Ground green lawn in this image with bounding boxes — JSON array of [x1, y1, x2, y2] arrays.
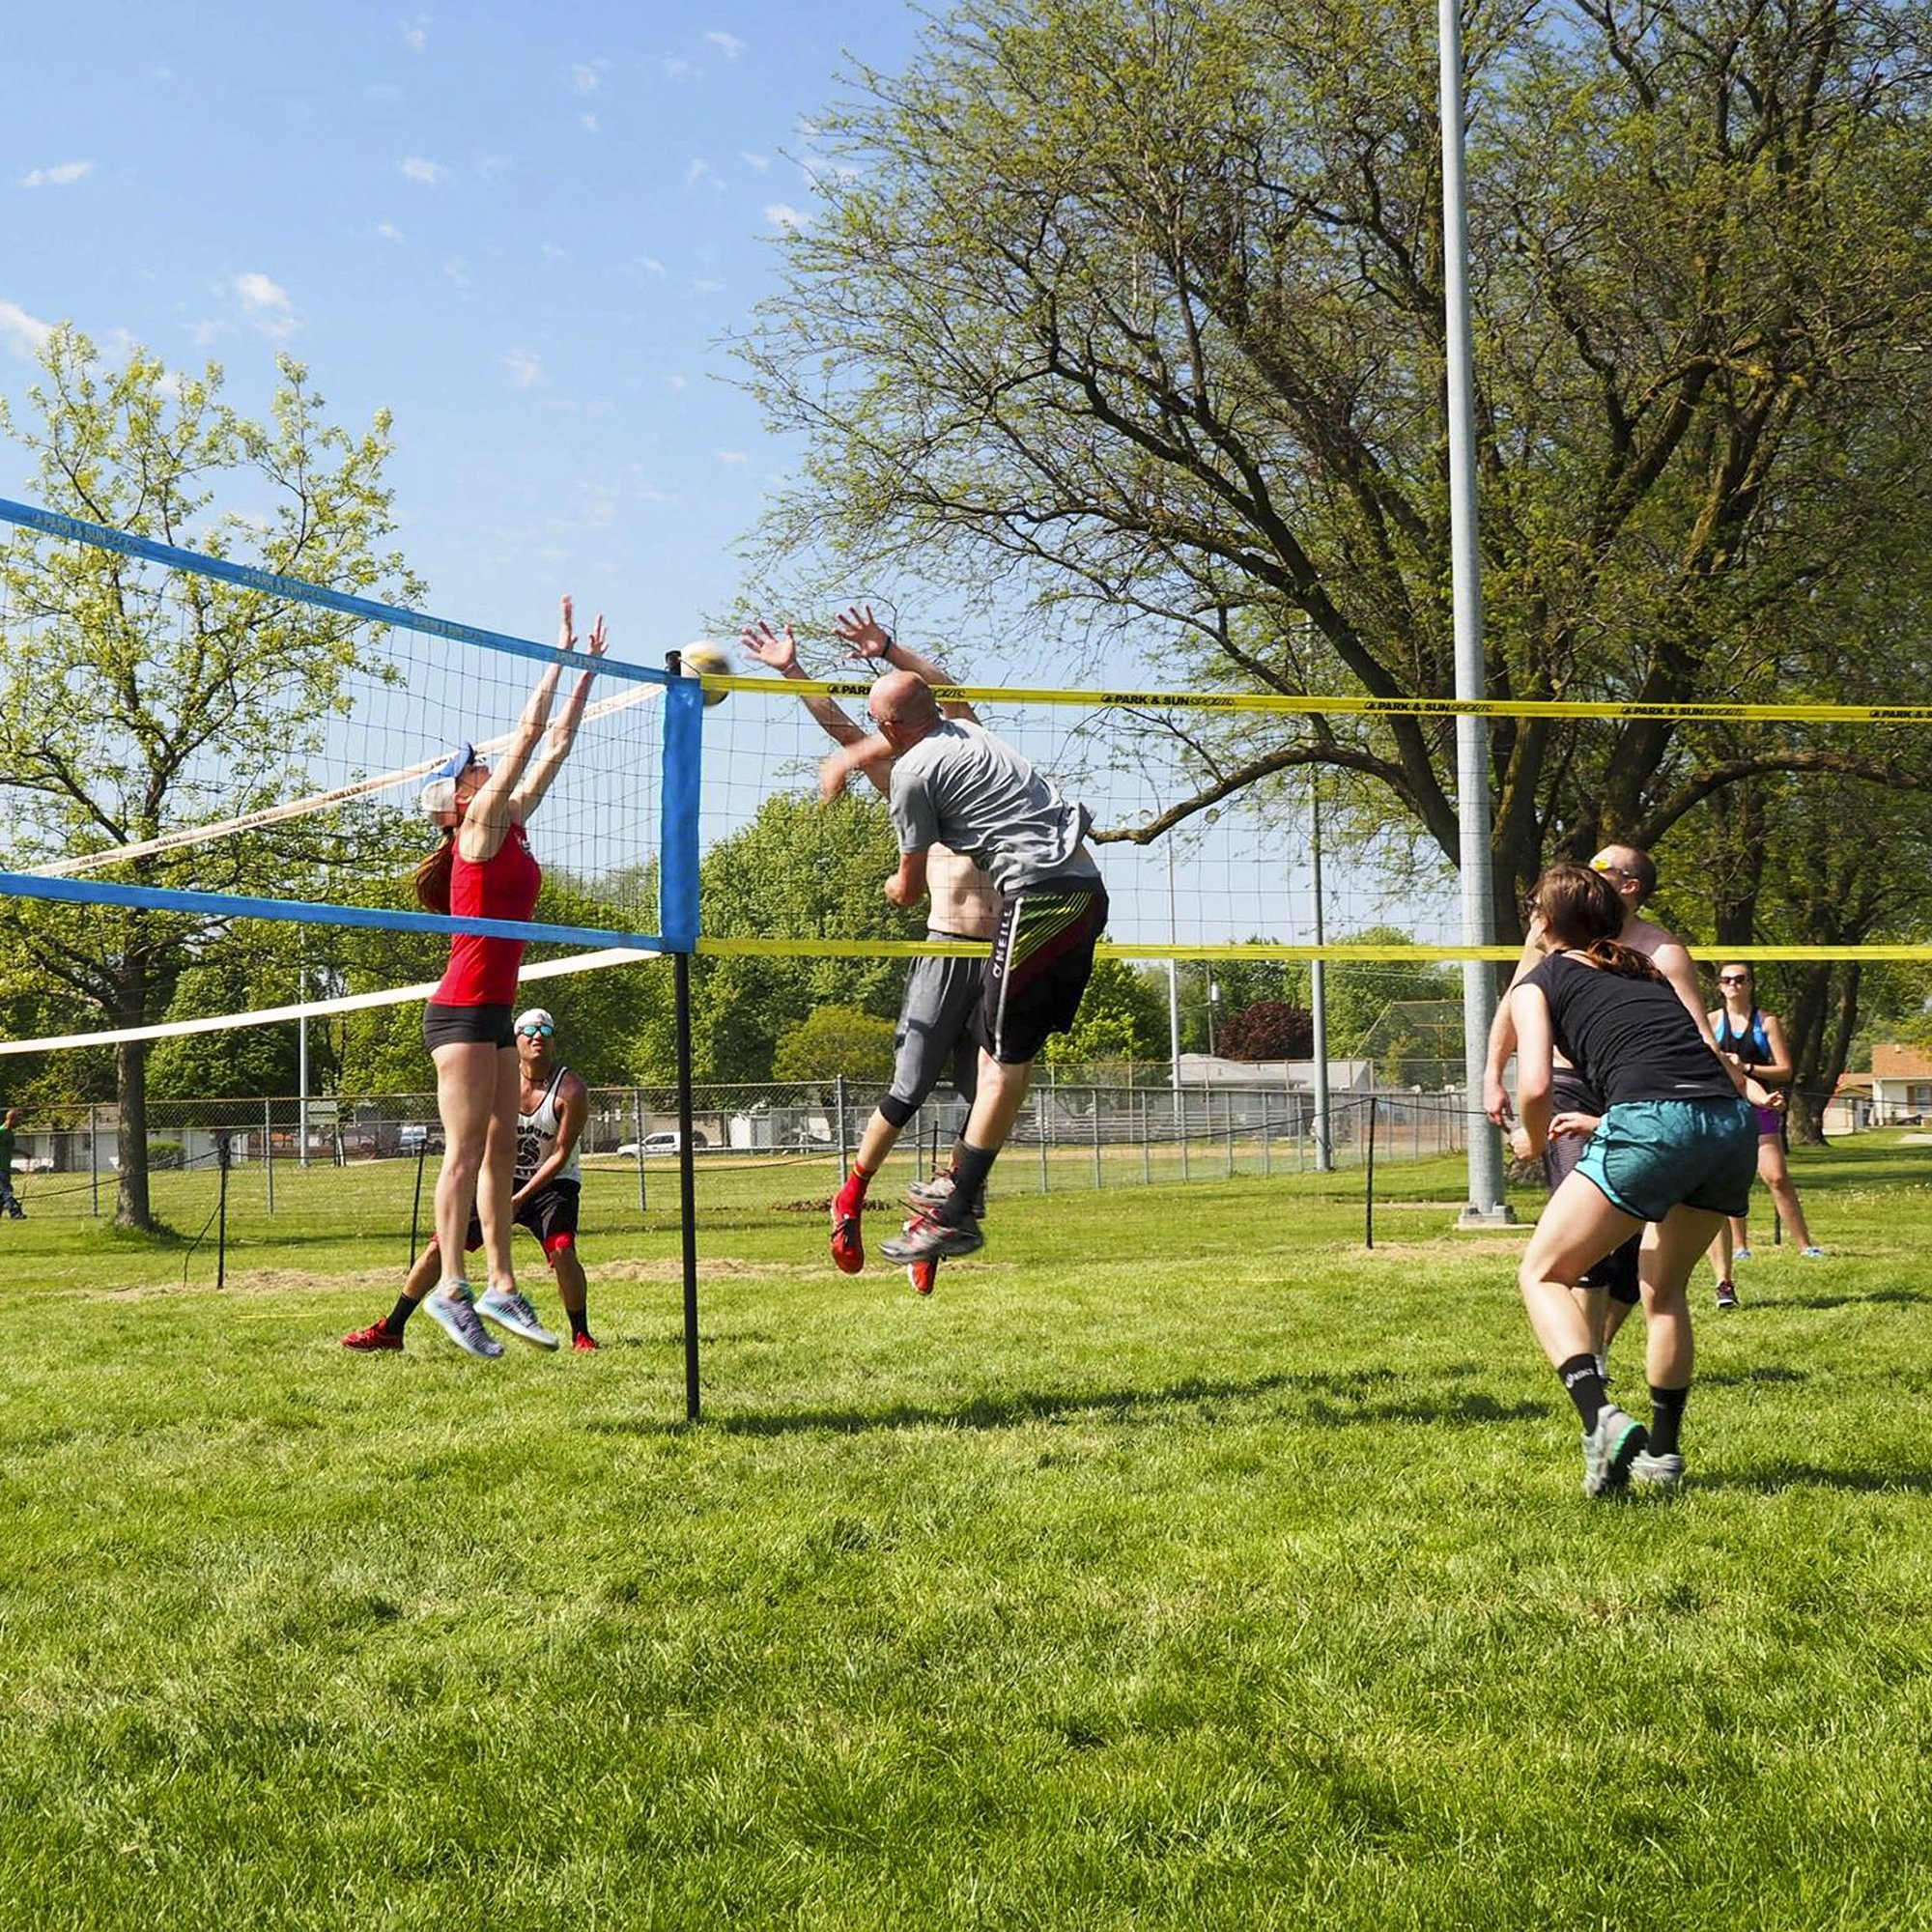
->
[[1, 1138, 1927, 1928]]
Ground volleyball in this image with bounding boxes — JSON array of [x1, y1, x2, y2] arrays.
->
[[679, 640, 733, 705]]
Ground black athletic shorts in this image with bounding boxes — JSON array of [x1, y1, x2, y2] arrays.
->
[[423, 1001, 516, 1052], [1542, 1066, 1640, 1304], [459, 1179, 582, 1262], [976, 880, 1108, 1065]]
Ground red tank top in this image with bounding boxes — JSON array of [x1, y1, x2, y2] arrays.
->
[[434, 820, 541, 1008]]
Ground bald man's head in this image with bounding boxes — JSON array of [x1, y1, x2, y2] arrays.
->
[[867, 670, 942, 740]]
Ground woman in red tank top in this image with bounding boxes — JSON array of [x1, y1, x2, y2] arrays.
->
[[410, 596, 607, 1355]]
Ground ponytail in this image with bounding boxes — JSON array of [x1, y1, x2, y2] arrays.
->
[[413, 833, 454, 914], [1577, 937, 1662, 981]]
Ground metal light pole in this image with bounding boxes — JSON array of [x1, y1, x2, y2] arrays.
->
[[1309, 775, 1333, 1172], [1439, 0, 1509, 1223], [1165, 840, 1183, 1127], [297, 939, 310, 1169]]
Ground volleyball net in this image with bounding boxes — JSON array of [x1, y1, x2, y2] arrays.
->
[[0, 495, 691, 1063]]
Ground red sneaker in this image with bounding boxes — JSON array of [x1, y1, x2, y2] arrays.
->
[[571, 1330, 600, 1352], [907, 1258, 939, 1296], [341, 1321, 402, 1352], [831, 1173, 867, 1275]]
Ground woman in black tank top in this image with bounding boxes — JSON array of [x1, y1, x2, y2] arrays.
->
[[1507, 865, 1757, 1496]]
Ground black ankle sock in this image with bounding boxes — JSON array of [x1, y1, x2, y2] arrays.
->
[[1558, 1353, 1607, 1431], [384, 1294, 421, 1333], [1648, 1385, 1689, 1457], [568, 1307, 590, 1340], [939, 1142, 996, 1224]]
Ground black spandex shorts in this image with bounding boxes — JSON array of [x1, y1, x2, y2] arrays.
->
[[1542, 1066, 1640, 1304], [976, 881, 1108, 1065], [423, 1001, 516, 1052], [458, 1179, 582, 1262]]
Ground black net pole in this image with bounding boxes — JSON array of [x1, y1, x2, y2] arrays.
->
[[674, 950, 701, 1423], [215, 1131, 233, 1292]]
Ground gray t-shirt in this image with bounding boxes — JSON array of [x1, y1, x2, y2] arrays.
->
[[890, 720, 1100, 894]]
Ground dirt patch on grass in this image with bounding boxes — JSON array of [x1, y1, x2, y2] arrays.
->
[[75, 1265, 401, 1302]]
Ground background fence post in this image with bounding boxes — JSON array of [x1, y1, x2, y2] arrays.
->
[[88, 1103, 99, 1217], [264, 1098, 274, 1215]]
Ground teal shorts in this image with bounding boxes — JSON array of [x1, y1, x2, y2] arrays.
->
[[1573, 1096, 1758, 1223]]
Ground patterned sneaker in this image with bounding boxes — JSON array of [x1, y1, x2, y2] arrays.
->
[[906, 1171, 987, 1219], [476, 1286, 559, 1350], [1581, 1404, 1648, 1497], [907, 1257, 939, 1296], [1631, 1449, 1686, 1491], [1800, 1245, 1825, 1260], [571, 1330, 600, 1352], [1715, 1278, 1740, 1312], [881, 1212, 984, 1264], [1732, 1248, 1752, 1262], [424, 1283, 504, 1358], [341, 1321, 403, 1352]]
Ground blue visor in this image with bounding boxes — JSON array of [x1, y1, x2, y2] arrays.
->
[[429, 741, 476, 783]]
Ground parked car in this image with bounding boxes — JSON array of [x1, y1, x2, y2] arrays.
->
[[615, 1130, 709, 1155]]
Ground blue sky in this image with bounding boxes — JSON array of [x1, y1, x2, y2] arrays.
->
[[2, 1, 923, 650]]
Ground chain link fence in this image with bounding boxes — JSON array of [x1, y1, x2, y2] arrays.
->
[[3, 1073, 1469, 1241]]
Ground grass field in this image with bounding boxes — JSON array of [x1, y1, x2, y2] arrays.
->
[[2, 1136, 1928, 1928]]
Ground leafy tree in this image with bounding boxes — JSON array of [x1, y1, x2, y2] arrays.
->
[[688, 791, 925, 1081], [1218, 999, 1314, 1062], [741, 0, 1932, 942], [772, 1006, 899, 1085], [0, 328, 415, 1225]]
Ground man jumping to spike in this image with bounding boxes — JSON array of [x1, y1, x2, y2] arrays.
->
[[742, 606, 996, 1293], [343, 1007, 599, 1353], [820, 670, 1107, 1267]]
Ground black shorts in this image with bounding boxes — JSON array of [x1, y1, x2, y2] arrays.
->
[[976, 880, 1108, 1065], [1542, 1067, 1639, 1304], [423, 1001, 516, 1052], [459, 1179, 582, 1263]]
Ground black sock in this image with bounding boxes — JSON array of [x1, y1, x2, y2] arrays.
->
[[938, 1141, 997, 1224], [1648, 1385, 1689, 1457], [1558, 1353, 1607, 1431], [568, 1307, 590, 1340], [385, 1294, 418, 1333]]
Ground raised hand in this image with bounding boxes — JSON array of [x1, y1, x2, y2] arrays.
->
[[831, 603, 894, 662], [741, 618, 800, 675]]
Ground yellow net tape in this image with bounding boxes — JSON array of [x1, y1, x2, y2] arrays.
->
[[702, 674, 1932, 725]]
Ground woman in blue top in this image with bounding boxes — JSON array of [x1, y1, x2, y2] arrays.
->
[[1510, 864, 1758, 1495], [1704, 961, 1823, 1308]]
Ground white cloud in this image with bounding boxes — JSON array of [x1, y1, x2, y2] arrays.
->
[[442, 257, 471, 290], [579, 112, 600, 135], [17, 160, 93, 189], [764, 202, 809, 232], [505, 351, 545, 389], [665, 372, 687, 392], [0, 298, 54, 357], [377, 222, 405, 242], [716, 449, 749, 465], [706, 31, 745, 59], [569, 60, 606, 96], [475, 153, 510, 181], [403, 16, 428, 53], [400, 156, 452, 186], [639, 255, 666, 276], [663, 56, 695, 81], [231, 271, 298, 338], [740, 151, 770, 173], [690, 277, 723, 296], [686, 158, 724, 194], [540, 242, 569, 261]]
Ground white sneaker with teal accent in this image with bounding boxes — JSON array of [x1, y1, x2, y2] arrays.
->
[[1582, 1405, 1648, 1497], [425, 1283, 503, 1358], [1631, 1449, 1685, 1491], [476, 1286, 559, 1350]]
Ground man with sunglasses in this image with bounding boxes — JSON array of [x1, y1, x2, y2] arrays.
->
[[343, 1007, 599, 1355], [1484, 844, 1769, 1368]]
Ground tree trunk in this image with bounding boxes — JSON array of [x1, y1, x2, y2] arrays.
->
[[115, 1037, 153, 1230]]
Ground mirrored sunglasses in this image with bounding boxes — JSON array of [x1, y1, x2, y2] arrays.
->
[[517, 1023, 554, 1037]]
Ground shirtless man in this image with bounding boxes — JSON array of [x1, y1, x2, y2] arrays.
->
[[1484, 844, 1769, 1363], [741, 606, 998, 1294]]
